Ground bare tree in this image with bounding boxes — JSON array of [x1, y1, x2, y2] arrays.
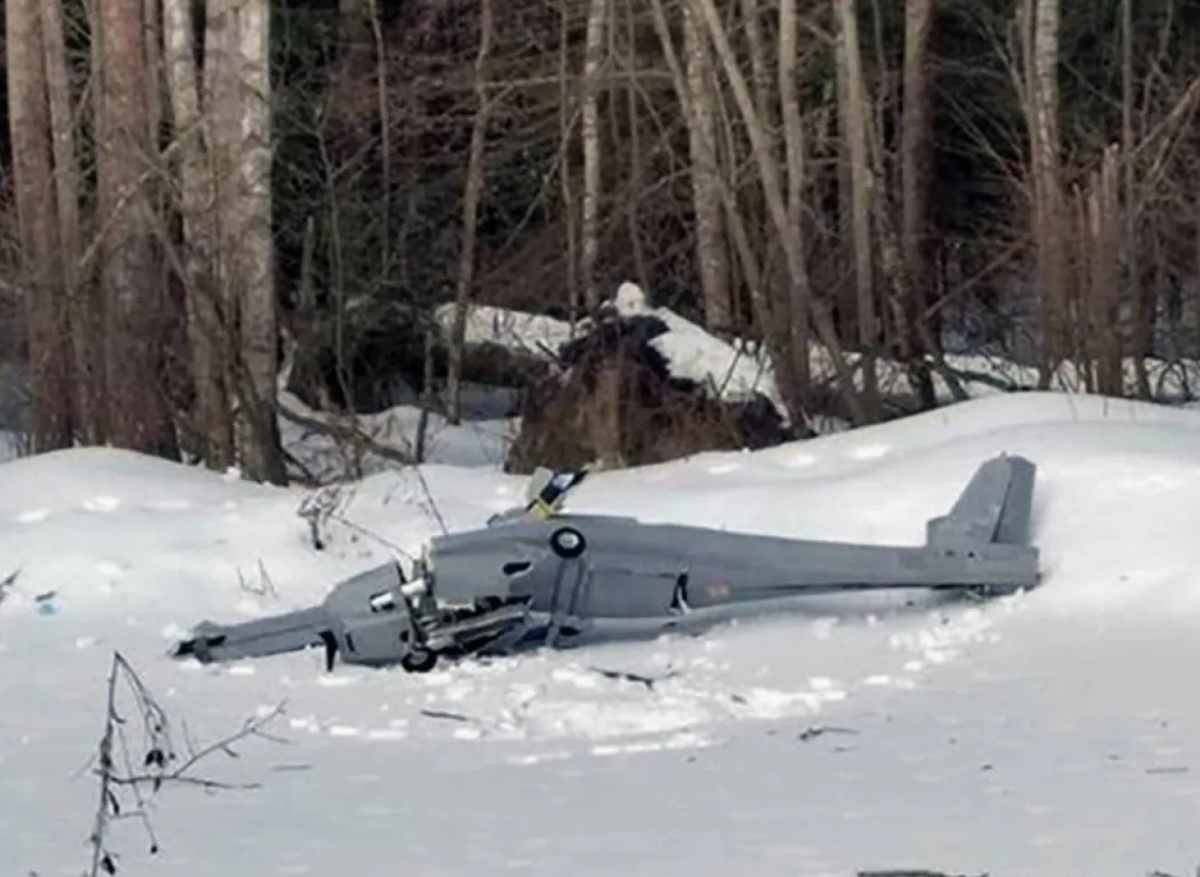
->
[[1120, 0, 1149, 398], [233, 0, 287, 483], [900, 0, 936, 407], [740, 0, 771, 129], [446, 0, 495, 424], [165, 0, 234, 467], [690, 0, 865, 424], [8, 0, 75, 450], [580, 0, 607, 310], [96, 0, 176, 454], [835, 0, 881, 418], [777, 0, 809, 387], [1021, 0, 1066, 383], [683, 1, 731, 332], [39, 0, 102, 442]]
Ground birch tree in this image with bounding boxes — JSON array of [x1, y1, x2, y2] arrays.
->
[[162, 0, 283, 481], [1021, 0, 1065, 380], [165, 0, 232, 466], [232, 0, 287, 484], [580, 0, 607, 310]]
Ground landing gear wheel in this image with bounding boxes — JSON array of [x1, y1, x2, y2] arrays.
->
[[400, 648, 437, 673], [549, 526, 587, 559]]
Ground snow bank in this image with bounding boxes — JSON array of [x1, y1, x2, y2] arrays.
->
[[3, 392, 1200, 877]]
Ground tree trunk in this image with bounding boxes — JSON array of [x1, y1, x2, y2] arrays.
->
[[580, 0, 607, 309], [446, 0, 494, 424], [39, 0, 102, 443], [1120, 0, 1148, 398], [901, 0, 936, 407], [1023, 0, 1065, 381], [165, 0, 234, 467], [97, 0, 176, 455], [233, 0, 287, 484], [740, 0, 770, 135], [777, 0, 810, 391], [835, 0, 881, 418], [682, 2, 731, 332], [7, 0, 75, 450], [558, 0, 580, 323]]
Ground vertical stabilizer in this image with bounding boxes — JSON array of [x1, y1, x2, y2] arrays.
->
[[925, 454, 1036, 549]]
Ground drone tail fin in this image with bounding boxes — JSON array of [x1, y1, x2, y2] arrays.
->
[[925, 453, 1036, 550]]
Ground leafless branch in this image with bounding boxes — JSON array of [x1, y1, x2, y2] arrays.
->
[[85, 651, 286, 876]]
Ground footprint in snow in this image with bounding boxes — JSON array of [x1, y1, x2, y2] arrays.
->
[[15, 508, 50, 524]]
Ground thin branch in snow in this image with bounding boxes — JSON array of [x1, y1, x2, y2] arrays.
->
[[0, 566, 18, 606], [323, 511, 417, 566], [587, 665, 681, 691], [797, 724, 859, 742], [237, 559, 279, 600], [85, 651, 286, 876], [419, 708, 476, 723]]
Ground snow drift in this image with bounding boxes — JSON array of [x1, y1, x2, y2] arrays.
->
[[2, 391, 1199, 877]]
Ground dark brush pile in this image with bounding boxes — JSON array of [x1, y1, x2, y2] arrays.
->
[[505, 304, 792, 473]]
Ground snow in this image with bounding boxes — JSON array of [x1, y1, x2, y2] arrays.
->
[[435, 284, 790, 419], [279, 390, 516, 481], [432, 301, 576, 361], [4, 392, 1200, 876], [606, 281, 789, 419]]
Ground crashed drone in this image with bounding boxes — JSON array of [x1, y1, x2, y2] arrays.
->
[[173, 454, 1040, 674]]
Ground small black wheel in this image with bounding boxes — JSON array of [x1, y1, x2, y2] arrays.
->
[[549, 526, 587, 559], [400, 648, 438, 673]]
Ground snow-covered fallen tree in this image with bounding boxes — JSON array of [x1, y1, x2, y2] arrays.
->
[[436, 282, 1200, 421], [435, 282, 790, 422], [437, 284, 794, 472]]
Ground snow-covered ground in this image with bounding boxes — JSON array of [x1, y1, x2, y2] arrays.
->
[[3, 392, 1200, 876]]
